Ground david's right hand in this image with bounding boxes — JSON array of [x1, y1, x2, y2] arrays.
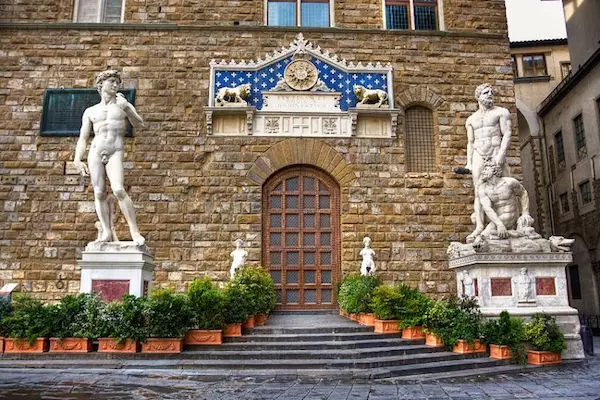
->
[[74, 161, 89, 177]]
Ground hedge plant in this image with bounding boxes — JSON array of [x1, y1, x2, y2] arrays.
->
[[370, 285, 401, 320], [396, 284, 433, 329], [424, 296, 482, 348], [482, 310, 527, 363], [525, 313, 566, 354], [0, 295, 13, 337], [98, 295, 147, 343], [223, 282, 249, 325], [3, 293, 55, 344], [337, 274, 379, 314], [50, 293, 105, 339], [233, 266, 276, 315], [187, 277, 226, 330], [144, 288, 192, 338]]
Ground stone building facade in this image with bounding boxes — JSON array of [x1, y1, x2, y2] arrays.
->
[[537, 0, 600, 316], [0, 0, 518, 307], [511, 38, 570, 237]]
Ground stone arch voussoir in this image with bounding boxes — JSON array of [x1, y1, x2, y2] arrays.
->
[[246, 138, 356, 187], [396, 86, 444, 110]]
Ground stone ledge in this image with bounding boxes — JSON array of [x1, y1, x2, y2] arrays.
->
[[449, 252, 573, 269], [0, 23, 506, 40]]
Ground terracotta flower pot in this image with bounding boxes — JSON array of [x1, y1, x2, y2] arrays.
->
[[97, 338, 139, 353], [402, 326, 425, 339], [223, 323, 242, 337], [527, 350, 562, 365], [0, 337, 4, 353], [49, 338, 93, 352], [348, 313, 357, 321], [4, 338, 49, 353], [453, 339, 486, 354], [358, 313, 375, 327], [141, 338, 183, 353], [255, 313, 267, 326], [425, 333, 444, 347], [243, 315, 255, 329], [339, 309, 348, 317], [489, 344, 512, 359], [184, 329, 222, 345], [374, 319, 400, 333]]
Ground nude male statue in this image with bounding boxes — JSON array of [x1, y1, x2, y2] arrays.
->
[[73, 70, 145, 246], [464, 84, 512, 243], [476, 160, 535, 241]]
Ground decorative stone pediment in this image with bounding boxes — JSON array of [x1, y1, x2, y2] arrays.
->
[[206, 33, 398, 138]]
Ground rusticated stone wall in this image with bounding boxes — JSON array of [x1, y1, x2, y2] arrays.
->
[[0, 22, 517, 301], [0, 0, 510, 35]]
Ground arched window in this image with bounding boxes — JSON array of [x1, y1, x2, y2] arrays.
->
[[405, 105, 436, 172]]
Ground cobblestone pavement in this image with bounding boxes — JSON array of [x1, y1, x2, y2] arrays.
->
[[0, 339, 598, 400]]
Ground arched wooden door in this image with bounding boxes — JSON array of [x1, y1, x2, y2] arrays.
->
[[263, 166, 340, 310]]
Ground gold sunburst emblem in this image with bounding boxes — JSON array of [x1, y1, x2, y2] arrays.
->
[[284, 60, 318, 91]]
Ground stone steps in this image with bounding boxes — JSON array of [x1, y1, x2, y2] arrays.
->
[[189, 337, 422, 351], [180, 344, 446, 360], [365, 357, 514, 380], [0, 312, 522, 380], [224, 331, 399, 343]]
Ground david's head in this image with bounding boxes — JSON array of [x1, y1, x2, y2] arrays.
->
[[475, 83, 494, 108], [95, 70, 122, 94]]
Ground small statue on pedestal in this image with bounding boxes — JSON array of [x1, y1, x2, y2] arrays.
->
[[516, 267, 535, 304], [462, 270, 475, 298], [230, 239, 248, 279], [360, 237, 376, 276]]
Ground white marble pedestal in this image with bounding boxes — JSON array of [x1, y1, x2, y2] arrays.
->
[[79, 242, 155, 301], [449, 252, 584, 360]]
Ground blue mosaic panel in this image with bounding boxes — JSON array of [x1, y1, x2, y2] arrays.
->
[[213, 55, 389, 111]]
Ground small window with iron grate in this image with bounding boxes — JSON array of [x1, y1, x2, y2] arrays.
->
[[405, 106, 436, 172], [385, 0, 438, 30]]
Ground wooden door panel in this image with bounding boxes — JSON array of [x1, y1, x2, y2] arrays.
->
[[263, 166, 339, 310]]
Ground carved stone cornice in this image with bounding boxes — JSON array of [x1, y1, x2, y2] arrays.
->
[[448, 252, 573, 269]]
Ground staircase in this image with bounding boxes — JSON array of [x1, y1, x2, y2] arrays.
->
[[186, 311, 514, 379], [0, 311, 521, 380]]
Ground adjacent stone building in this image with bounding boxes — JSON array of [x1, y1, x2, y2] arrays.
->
[[0, 0, 518, 308], [538, 0, 600, 317], [511, 38, 570, 237]]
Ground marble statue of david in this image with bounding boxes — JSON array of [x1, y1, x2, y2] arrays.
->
[[73, 70, 145, 246]]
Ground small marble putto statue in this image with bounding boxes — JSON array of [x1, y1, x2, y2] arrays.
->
[[360, 237, 376, 276], [230, 239, 248, 279], [517, 267, 534, 303], [462, 270, 475, 298]]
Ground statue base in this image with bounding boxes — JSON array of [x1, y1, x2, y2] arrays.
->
[[79, 241, 155, 301], [449, 252, 584, 360]]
